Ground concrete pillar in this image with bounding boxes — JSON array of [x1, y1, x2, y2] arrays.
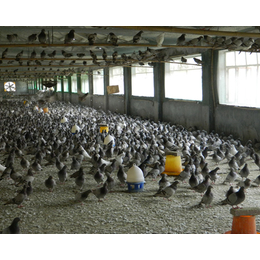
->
[[89, 71, 93, 107], [104, 68, 109, 112], [123, 66, 131, 115]]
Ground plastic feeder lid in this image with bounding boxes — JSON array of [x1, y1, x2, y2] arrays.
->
[[127, 164, 144, 183]]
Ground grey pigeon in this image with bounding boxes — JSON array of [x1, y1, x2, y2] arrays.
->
[[75, 170, 85, 190], [220, 186, 245, 209], [25, 181, 33, 197], [175, 164, 191, 183], [58, 165, 67, 184], [48, 50, 56, 58], [88, 33, 97, 45], [70, 167, 84, 178], [253, 175, 260, 187], [153, 181, 179, 200], [74, 189, 92, 203], [133, 31, 143, 43], [237, 178, 251, 190], [92, 182, 108, 202], [105, 172, 115, 191], [0, 217, 21, 234], [38, 29, 46, 44], [193, 57, 203, 65], [146, 162, 160, 180], [28, 34, 37, 43], [158, 173, 171, 191], [31, 159, 42, 172], [71, 156, 81, 170], [208, 167, 220, 184], [94, 168, 104, 185], [2, 48, 8, 59], [239, 163, 250, 180], [189, 171, 199, 188], [56, 157, 64, 171], [228, 156, 239, 170], [108, 32, 118, 46], [223, 168, 238, 185], [4, 186, 27, 208], [192, 175, 211, 194], [40, 50, 46, 59], [199, 185, 214, 208], [181, 57, 187, 63], [7, 34, 18, 42], [117, 165, 127, 186], [64, 30, 75, 44], [177, 34, 186, 45], [10, 168, 23, 184], [201, 163, 210, 177], [45, 176, 56, 192], [20, 157, 30, 170]]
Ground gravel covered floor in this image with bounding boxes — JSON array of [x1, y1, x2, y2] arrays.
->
[[1, 100, 260, 236]]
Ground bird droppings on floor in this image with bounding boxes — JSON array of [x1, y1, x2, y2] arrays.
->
[[1, 99, 260, 234]]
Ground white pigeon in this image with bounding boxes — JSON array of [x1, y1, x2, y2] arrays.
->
[[156, 33, 165, 47]]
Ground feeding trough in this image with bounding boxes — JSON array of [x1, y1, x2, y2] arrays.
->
[[99, 123, 109, 133], [162, 152, 183, 176], [126, 164, 145, 192]]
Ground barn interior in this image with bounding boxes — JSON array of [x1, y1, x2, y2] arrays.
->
[[1, 19, 260, 259]]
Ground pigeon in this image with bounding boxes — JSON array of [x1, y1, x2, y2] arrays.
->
[[181, 57, 187, 63], [0, 217, 21, 234], [153, 181, 179, 200], [158, 173, 171, 191], [156, 32, 165, 47], [94, 168, 104, 185], [2, 48, 8, 59], [92, 182, 108, 202], [25, 181, 33, 197], [38, 29, 47, 44], [64, 30, 75, 44], [71, 156, 81, 170], [253, 175, 260, 187], [192, 175, 211, 194], [16, 50, 23, 61], [58, 165, 67, 184], [45, 176, 56, 192], [239, 163, 250, 180], [146, 162, 160, 180], [177, 34, 186, 45], [10, 168, 23, 184], [4, 186, 27, 207], [228, 156, 239, 170], [75, 170, 85, 190], [193, 57, 203, 65], [117, 165, 127, 186], [77, 53, 85, 58], [220, 186, 245, 209], [108, 32, 118, 46], [56, 157, 65, 171], [62, 50, 73, 58], [74, 189, 92, 203], [40, 50, 46, 59], [88, 33, 97, 45], [133, 31, 143, 43], [102, 49, 107, 61], [223, 168, 239, 185], [201, 163, 210, 177], [0, 164, 13, 181], [199, 185, 214, 208], [31, 159, 42, 172], [208, 167, 220, 184], [30, 50, 36, 59], [253, 153, 260, 170], [187, 36, 203, 46], [237, 178, 251, 190], [48, 50, 56, 58], [70, 167, 84, 179], [188, 171, 200, 188], [174, 164, 191, 183], [7, 34, 18, 42], [105, 172, 115, 191], [28, 34, 37, 43]]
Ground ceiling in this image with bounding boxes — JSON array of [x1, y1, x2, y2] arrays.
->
[[0, 26, 260, 82]]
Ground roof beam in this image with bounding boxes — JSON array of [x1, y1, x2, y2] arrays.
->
[[114, 26, 260, 38]]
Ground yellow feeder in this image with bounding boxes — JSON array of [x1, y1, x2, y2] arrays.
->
[[163, 154, 183, 176], [23, 100, 27, 105], [99, 124, 109, 133], [43, 107, 49, 113]]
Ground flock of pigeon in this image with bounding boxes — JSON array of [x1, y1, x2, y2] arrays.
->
[[1, 99, 260, 233]]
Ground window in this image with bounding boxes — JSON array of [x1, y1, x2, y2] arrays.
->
[[63, 77, 69, 92], [56, 78, 62, 92], [4, 81, 16, 92], [93, 69, 104, 95], [71, 75, 78, 93], [109, 67, 124, 94], [218, 50, 260, 108], [165, 55, 202, 101], [131, 64, 154, 97], [81, 75, 89, 93]]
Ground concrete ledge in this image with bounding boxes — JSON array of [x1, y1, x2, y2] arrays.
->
[[230, 207, 260, 217]]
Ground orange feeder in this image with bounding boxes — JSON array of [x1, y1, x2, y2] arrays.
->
[[163, 154, 183, 176], [225, 207, 260, 234], [99, 124, 109, 133], [43, 107, 49, 113]]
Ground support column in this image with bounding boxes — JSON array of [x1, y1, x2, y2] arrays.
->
[[123, 67, 131, 115], [89, 71, 93, 107], [202, 50, 218, 133], [61, 76, 64, 101], [68, 76, 72, 103], [104, 67, 109, 112], [153, 62, 164, 122]]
